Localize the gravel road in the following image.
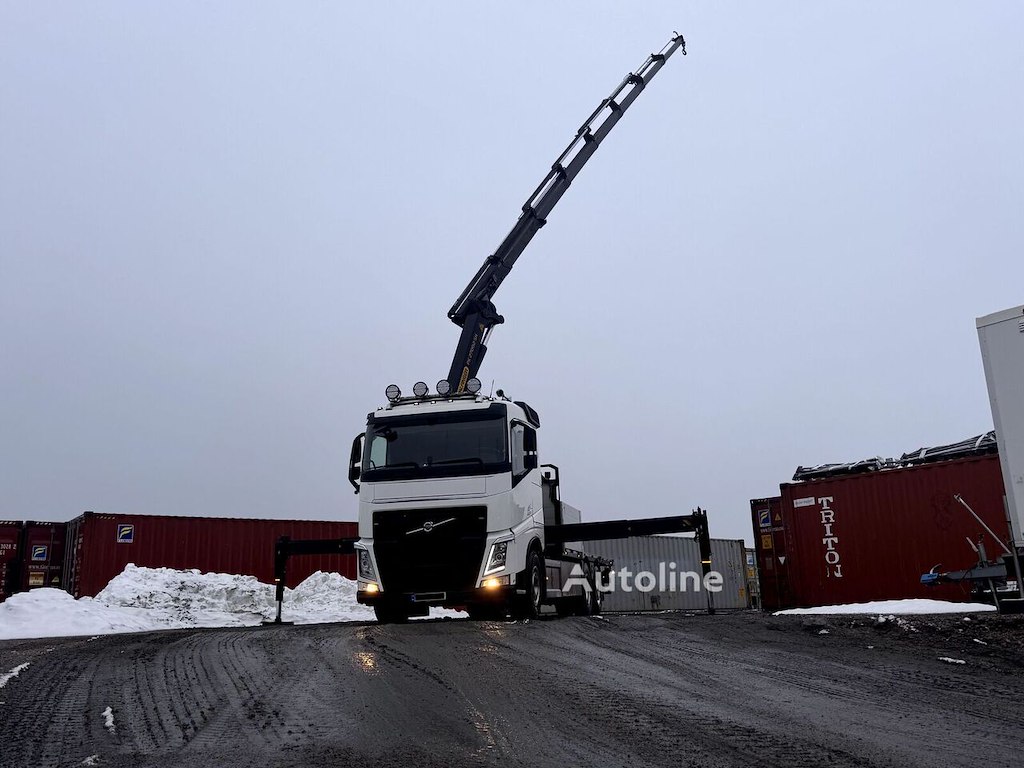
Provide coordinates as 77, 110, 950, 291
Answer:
1, 611, 1022, 768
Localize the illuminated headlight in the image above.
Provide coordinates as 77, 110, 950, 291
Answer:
466, 377, 482, 394
482, 575, 511, 589
363, 583, 379, 594
436, 379, 451, 396
413, 381, 429, 398
385, 384, 401, 402
357, 548, 375, 579
484, 540, 509, 575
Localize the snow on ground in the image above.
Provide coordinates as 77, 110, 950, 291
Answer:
0, 662, 31, 688
101, 706, 116, 734
774, 598, 996, 616
0, 565, 464, 640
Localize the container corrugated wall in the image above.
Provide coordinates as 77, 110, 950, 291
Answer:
754, 455, 1008, 610
750, 497, 791, 610
0, 521, 21, 601
21, 521, 67, 591
64, 512, 358, 597
584, 536, 748, 612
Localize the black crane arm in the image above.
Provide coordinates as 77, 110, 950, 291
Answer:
445, 33, 686, 393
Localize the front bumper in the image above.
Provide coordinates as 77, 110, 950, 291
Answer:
356, 583, 516, 610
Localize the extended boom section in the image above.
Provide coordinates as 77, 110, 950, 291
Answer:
445, 33, 686, 392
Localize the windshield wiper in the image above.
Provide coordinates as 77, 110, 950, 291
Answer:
430, 457, 485, 466
378, 461, 419, 470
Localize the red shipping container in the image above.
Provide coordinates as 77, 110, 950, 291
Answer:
64, 512, 357, 598
749, 497, 794, 611
20, 521, 67, 592
0, 521, 22, 601
758, 455, 1009, 609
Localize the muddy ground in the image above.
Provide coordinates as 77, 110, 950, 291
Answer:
1, 611, 1021, 768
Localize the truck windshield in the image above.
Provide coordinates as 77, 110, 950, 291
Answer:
361, 406, 509, 482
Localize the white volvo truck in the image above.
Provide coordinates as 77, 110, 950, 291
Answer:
266, 34, 713, 624
344, 383, 712, 623
348, 388, 605, 622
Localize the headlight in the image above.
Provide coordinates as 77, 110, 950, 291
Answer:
358, 549, 375, 579
484, 540, 509, 575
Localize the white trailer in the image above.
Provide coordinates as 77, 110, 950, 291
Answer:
977, 304, 1024, 544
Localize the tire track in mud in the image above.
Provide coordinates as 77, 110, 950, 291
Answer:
480, 615, 1000, 767
2, 613, 1023, 768
0, 640, 99, 767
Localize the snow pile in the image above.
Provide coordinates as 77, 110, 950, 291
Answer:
0, 589, 160, 639
96, 565, 278, 626
284, 570, 375, 623
0, 565, 463, 640
774, 598, 996, 616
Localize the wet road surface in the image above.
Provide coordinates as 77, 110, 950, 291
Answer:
1, 611, 1022, 767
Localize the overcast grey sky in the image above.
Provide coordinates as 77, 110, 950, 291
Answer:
2, 4, 1022, 543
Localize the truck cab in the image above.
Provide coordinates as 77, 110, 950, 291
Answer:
349, 387, 550, 622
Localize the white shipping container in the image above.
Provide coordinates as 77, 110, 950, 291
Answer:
977, 304, 1024, 543
584, 536, 748, 612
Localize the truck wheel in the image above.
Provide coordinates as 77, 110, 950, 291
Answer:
513, 551, 544, 620
576, 584, 593, 616
590, 579, 603, 616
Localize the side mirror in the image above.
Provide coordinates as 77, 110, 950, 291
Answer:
348, 433, 365, 493
523, 428, 537, 452
523, 427, 538, 470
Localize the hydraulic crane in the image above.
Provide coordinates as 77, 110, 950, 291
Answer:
445, 33, 686, 393
266, 34, 715, 625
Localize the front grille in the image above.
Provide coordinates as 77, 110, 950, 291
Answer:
373, 506, 487, 593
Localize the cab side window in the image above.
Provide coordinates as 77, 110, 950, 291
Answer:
511, 424, 526, 477
511, 423, 537, 483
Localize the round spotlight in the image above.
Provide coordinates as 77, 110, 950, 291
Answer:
385, 384, 401, 402
466, 377, 482, 394
413, 381, 429, 398
436, 379, 451, 396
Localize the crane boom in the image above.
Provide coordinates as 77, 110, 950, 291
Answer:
445, 33, 686, 393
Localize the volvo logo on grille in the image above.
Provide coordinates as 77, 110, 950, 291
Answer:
406, 517, 457, 535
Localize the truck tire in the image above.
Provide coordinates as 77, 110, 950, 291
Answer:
576, 584, 593, 616
572, 566, 594, 616
590, 579, 603, 616
513, 550, 544, 620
